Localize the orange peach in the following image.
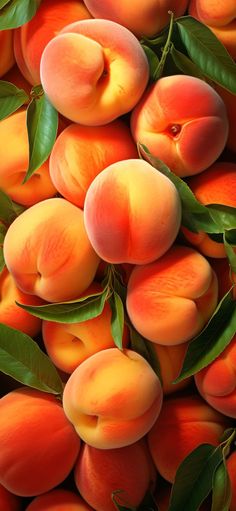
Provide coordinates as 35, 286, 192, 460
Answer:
195, 335, 236, 418
74, 439, 156, 511
148, 394, 230, 483
226, 451, 236, 511
49, 120, 138, 208
0, 108, 56, 207
126, 244, 218, 345
0, 387, 80, 496
84, 159, 181, 264
131, 75, 229, 177
152, 342, 192, 394
3, 197, 100, 302
42, 281, 129, 374
0, 484, 22, 511
182, 162, 236, 258
63, 347, 163, 449
0, 30, 15, 78
14, 0, 92, 85
40, 19, 149, 125
25, 489, 93, 511
82, 0, 188, 37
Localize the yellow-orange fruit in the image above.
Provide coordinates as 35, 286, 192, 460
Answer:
25, 489, 94, 510
0, 30, 15, 78
152, 342, 191, 394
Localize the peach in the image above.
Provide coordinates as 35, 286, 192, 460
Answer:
42, 281, 129, 374
148, 394, 230, 483
14, 0, 92, 85
40, 19, 149, 125
3, 197, 100, 303
0, 387, 80, 496
63, 347, 163, 449
84, 159, 181, 265
0, 30, 15, 78
74, 439, 156, 511
0, 267, 43, 337
0, 108, 57, 207
226, 451, 236, 511
214, 84, 236, 154
25, 489, 94, 511
210, 257, 236, 300
131, 75, 229, 177
49, 120, 138, 208
182, 162, 236, 258
152, 342, 192, 394
195, 335, 236, 418
0, 484, 22, 511
188, 0, 236, 60
126, 244, 218, 345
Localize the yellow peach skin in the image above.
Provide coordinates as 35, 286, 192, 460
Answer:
63, 348, 163, 449
0, 387, 81, 496
40, 19, 149, 125
0, 484, 22, 511
25, 489, 94, 511
84, 159, 181, 265
126, 244, 218, 345
3, 198, 100, 302
49, 120, 138, 208
0, 30, 15, 78
131, 75, 229, 177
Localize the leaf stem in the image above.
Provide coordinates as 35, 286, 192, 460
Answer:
153, 10, 175, 80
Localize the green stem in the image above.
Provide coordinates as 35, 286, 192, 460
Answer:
153, 11, 175, 80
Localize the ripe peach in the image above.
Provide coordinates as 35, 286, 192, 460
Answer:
3, 197, 100, 303
131, 75, 229, 177
0, 108, 56, 207
14, 0, 92, 85
63, 347, 163, 449
84, 159, 181, 265
126, 244, 218, 345
195, 335, 236, 418
148, 394, 230, 483
82, 0, 188, 37
227, 451, 236, 511
0, 30, 15, 78
152, 342, 192, 394
49, 120, 138, 208
25, 489, 94, 511
40, 19, 149, 125
0, 387, 80, 496
0, 484, 22, 511
74, 439, 156, 511
182, 162, 236, 258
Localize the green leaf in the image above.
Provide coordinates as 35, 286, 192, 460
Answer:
170, 44, 206, 80
0, 0, 11, 8
0, 189, 25, 225
24, 86, 58, 182
16, 289, 108, 323
223, 232, 236, 274
0, 0, 42, 29
207, 204, 236, 231
0, 81, 29, 121
112, 490, 136, 511
174, 289, 236, 383
176, 16, 236, 93
109, 292, 124, 350
168, 444, 223, 511
0, 222, 7, 272
152, 11, 175, 79
141, 44, 160, 81
211, 461, 232, 511
129, 325, 162, 383
0, 323, 63, 395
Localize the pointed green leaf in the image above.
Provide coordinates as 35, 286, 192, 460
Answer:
24, 86, 58, 182
0, 189, 25, 225
211, 461, 232, 511
141, 44, 160, 81
0, 0, 42, 29
174, 289, 236, 383
0, 80, 29, 121
176, 16, 236, 93
109, 292, 124, 350
129, 325, 162, 383
168, 444, 223, 511
207, 204, 236, 231
0, 323, 63, 395
170, 44, 207, 80
223, 232, 236, 274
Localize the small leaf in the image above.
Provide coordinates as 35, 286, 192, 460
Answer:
0, 222, 7, 272
223, 232, 236, 274
211, 461, 231, 511
141, 44, 160, 81
109, 292, 124, 350
0, 80, 29, 121
0, 189, 25, 225
17, 289, 108, 323
25, 86, 58, 181
170, 44, 206, 80
112, 490, 136, 511
174, 289, 236, 383
0, 0, 42, 29
168, 444, 223, 511
0, 323, 63, 395
176, 16, 236, 93
129, 325, 162, 383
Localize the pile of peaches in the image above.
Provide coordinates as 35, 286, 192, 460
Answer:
0, 0, 236, 510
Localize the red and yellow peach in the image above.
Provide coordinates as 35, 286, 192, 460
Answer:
25, 489, 94, 511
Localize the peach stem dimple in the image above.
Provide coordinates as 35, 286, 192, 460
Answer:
167, 123, 182, 137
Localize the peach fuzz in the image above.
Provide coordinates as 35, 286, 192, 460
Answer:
227, 451, 236, 511
147, 394, 231, 483
25, 489, 94, 511
188, 0, 236, 59
82, 0, 188, 37
0, 484, 22, 511
84, 159, 181, 265
194, 335, 236, 418
131, 75, 229, 178
126, 244, 218, 345
3, 198, 100, 303
74, 439, 156, 511
42, 281, 129, 374
0, 387, 80, 496
182, 161, 236, 258
63, 347, 163, 449
0, 267, 43, 337
40, 19, 149, 126
49, 120, 138, 208
0, 30, 15, 78
13, 0, 92, 85
151, 342, 192, 394
0, 108, 56, 207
